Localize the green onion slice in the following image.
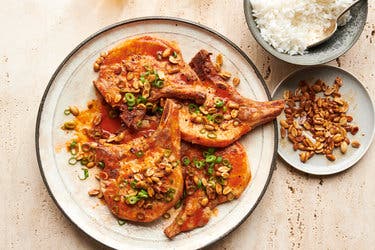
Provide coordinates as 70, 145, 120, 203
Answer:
69, 140, 77, 150
166, 188, 176, 198
118, 219, 126, 226
135, 150, 144, 158
127, 100, 136, 107
81, 143, 91, 152
194, 159, 205, 169
207, 132, 217, 139
130, 180, 137, 189
125, 93, 136, 107
213, 114, 224, 124
197, 179, 203, 189
174, 199, 182, 209
216, 156, 223, 163
64, 109, 71, 115
137, 189, 149, 199
182, 156, 190, 166
137, 96, 147, 104
78, 168, 89, 180
70, 148, 78, 156
68, 157, 77, 165
214, 99, 224, 108
97, 161, 105, 169
81, 157, 89, 166
188, 103, 198, 113
153, 79, 164, 88
156, 106, 163, 114
207, 148, 216, 154
164, 149, 172, 157
205, 155, 216, 163
207, 166, 214, 175
127, 195, 139, 205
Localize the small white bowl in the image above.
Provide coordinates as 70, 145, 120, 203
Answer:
272, 66, 374, 175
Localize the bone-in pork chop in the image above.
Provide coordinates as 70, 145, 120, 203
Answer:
177, 50, 285, 147
95, 99, 184, 222
93, 36, 206, 130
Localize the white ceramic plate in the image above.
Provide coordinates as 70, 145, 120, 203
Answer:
273, 65, 374, 175
36, 17, 277, 249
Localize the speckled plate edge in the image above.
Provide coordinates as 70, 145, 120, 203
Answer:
35, 17, 278, 249
243, 0, 368, 66
272, 65, 375, 175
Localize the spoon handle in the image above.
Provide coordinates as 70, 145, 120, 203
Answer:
337, 0, 362, 20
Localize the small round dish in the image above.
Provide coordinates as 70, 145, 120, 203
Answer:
243, 0, 368, 66
272, 66, 375, 175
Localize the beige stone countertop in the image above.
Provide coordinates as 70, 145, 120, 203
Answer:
1, 1, 374, 249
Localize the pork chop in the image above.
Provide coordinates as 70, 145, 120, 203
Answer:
93, 36, 206, 130
177, 49, 285, 147
95, 99, 184, 222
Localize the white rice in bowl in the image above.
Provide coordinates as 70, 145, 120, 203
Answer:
250, 0, 355, 55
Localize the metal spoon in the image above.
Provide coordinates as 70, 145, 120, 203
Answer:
307, 0, 362, 49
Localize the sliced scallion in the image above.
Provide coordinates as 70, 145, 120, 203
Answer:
137, 189, 149, 199
125, 93, 135, 102
213, 114, 224, 124
188, 103, 198, 113
118, 219, 126, 226
174, 199, 182, 209
182, 156, 190, 166
222, 159, 230, 166
207, 148, 216, 154
207, 132, 217, 139
127, 195, 139, 205
130, 180, 137, 189
98, 161, 105, 169
135, 150, 144, 158
78, 168, 89, 180
205, 155, 216, 163
216, 156, 223, 163
194, 159, 205, 169
64, 109, 71, 115
214, 99, 224, 108
164, 149, 172, 157
81, 157, 89, 166
207, 166, 214, 175
81, 143, 91, 152
68, 157, 77, 165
